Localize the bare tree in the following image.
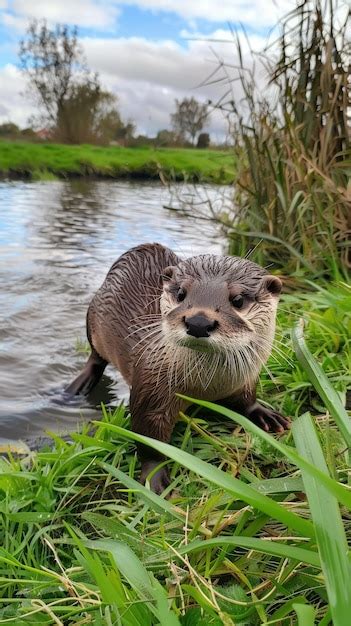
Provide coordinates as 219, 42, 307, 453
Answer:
19, 20, 133, 144
19, 22, 89, 129
171, 97, 209, 145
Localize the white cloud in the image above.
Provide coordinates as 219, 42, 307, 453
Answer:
82, 30, 267, 90
83, 36, 207, 90
1, 11, 29, 31
0, 64, 33, 126
6, 0, 120, 30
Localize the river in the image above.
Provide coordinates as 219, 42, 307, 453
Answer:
0, 179, 226, 441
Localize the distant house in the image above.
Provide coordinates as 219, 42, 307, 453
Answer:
35, 128, 53, 140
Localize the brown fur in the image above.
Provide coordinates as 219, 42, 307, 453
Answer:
67, 243, 289, 493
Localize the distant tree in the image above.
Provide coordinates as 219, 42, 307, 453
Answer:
197, 132, 210, 148
0, 122, 20, 136
132, 134, 154, 147
171, 97, 209, 145
21, 127, 37, 139
56, 83, 126, 144
155, 129, 177, 147
54, 80, 103, 143
114, 121, 136, 145
19, 21, 87, 131
19, 20, 133, 144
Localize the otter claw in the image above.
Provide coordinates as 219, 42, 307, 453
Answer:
248, 404, 290, 433
140, 461, 170, 495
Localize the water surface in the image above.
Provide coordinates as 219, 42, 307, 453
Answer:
0, 180, 223, 440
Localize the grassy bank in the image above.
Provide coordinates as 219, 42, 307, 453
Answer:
0, 281, 350, 624
0, 142, 234, 184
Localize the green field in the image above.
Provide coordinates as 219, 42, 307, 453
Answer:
0, 141, 234, 184
0, 281, 350, 624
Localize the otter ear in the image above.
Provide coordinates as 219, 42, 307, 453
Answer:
162, 266, 176, 282
261, 275, 282, 297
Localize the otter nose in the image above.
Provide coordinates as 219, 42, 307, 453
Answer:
184, 315, 218, 338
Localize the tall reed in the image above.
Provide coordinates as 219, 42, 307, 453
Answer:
208, 0, 350, 278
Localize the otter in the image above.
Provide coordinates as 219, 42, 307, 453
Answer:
66, 243, 289, 493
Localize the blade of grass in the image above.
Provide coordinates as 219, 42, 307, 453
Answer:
251, 476, 304, 494
95, 423, 315, 538
269, 597, 312, 623
152, 535, 320, 568
293, 602, 316, 625
292, 319, 351, 447
87, 539, 181, 626
66, 523, 146, 626
292, 413, 351, 626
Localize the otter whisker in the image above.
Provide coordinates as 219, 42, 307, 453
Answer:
271, 338, 294, 355
236, 348, 247, 382
154, 346, 170, 387
247, 343, 275, 382
276, 307, 302, 318
133, 330, 163, 364
255, 336, 294, 367
137, 281, 163, 292
125, 322, 160, 340
251, 343, 280, 384
128, 313, 162, 323
202, 353, 220, 390
179, 346, 190, 390
197, 355, 204, 387
167, 345, 181, 396
270, 348, 294, 367
244, 239, 263, 259
132, 327, 162, 352
145, 293, 162, 308
140, 342, 165, 372
187, 350, 203, 387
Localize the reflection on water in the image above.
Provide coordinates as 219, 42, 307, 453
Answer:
0, 179, 224, 439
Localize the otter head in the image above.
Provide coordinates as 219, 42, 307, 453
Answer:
160, 254, 281, 375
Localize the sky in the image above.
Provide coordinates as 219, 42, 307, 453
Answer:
0, 0, 296, 139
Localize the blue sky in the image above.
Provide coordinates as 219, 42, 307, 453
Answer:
0, 0, 288, 136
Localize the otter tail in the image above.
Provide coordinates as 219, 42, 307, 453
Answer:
65, 350, 107, 396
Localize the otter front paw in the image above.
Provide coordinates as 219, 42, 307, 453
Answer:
140, 461, 170, 495
247, 403, 290, 433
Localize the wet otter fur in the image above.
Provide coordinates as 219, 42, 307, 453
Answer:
67, 243, 289, 493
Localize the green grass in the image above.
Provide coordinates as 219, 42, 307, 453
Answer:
0, 141, 234, 184
0, 281, 350, 625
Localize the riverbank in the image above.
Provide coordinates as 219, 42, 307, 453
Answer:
0, 281, 350, 624
0, 141, 234, 184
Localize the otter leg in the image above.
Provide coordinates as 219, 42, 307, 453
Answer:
130, 386, 177, 494
133, 414, 174, 495
65, 349, 107, 396
139, 452, 170, 495
220, 390, 290, 433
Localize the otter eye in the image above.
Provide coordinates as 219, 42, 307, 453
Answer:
176, 288, 187, 302
231, 294, 244, 309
